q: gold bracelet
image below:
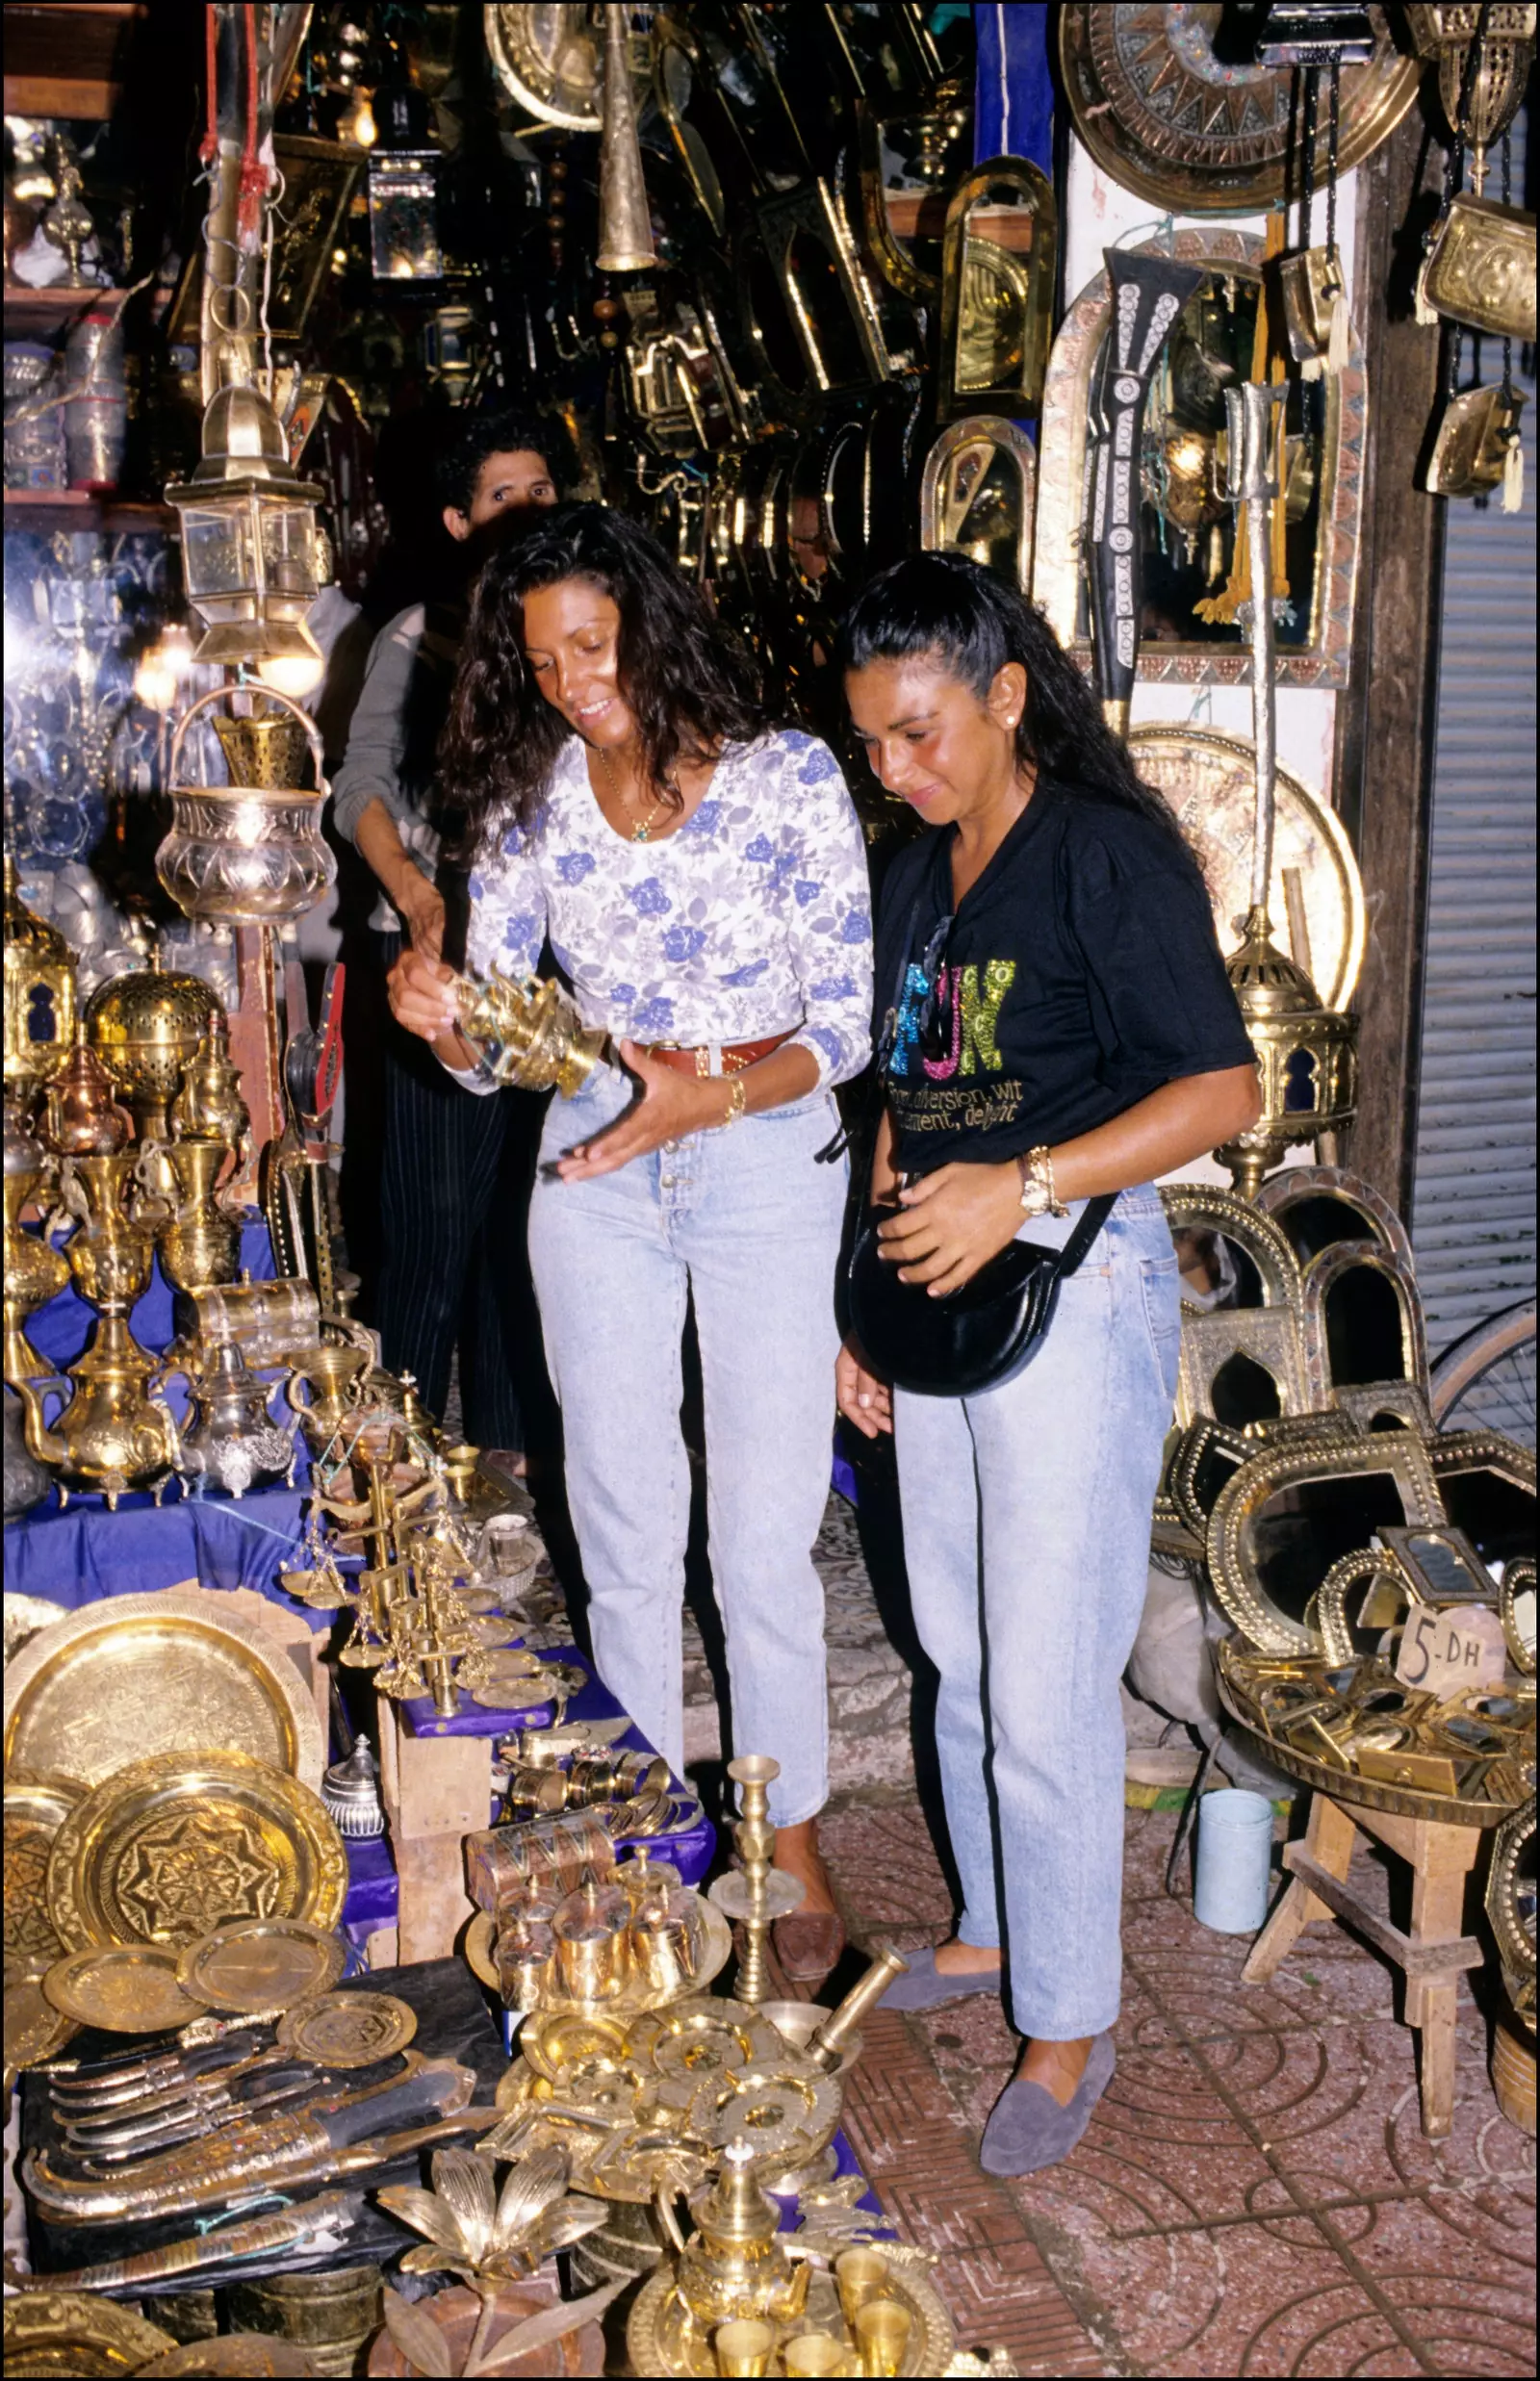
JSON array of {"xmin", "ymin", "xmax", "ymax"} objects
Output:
[
  {"xmin": 1025, "ymin": 1144, "xmax": 1068, "ymax": 1217},
  {"xmin": 720, "ymin": 1077, "xmax": 748, "ymax": 1128}
]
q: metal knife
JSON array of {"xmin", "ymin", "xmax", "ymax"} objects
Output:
[
  {"xmin": 48, "ymin": 2034, "xmax": 267, "ymax": 2108},
  {"xmin": 59, "ymin": 2055, "xmax": 420, "ymax": 2163}
]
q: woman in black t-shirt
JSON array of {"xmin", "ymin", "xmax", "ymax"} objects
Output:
[{"xmin": 836, "ymin": 554, "xmax": 1259, "ymax": 2178}]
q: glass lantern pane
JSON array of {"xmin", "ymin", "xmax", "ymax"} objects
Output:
[
  {"xmin": 259, "ymin": 503, "xmax": 319, "ymax": 600},
  {"xmin": 184, "ymin": 507, "xmax": 256, "ymax": 600}
]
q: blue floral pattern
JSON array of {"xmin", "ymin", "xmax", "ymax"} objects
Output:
[{"xmin": 463, "ymin": 730, "xmax": 873, "ymax": 1088}]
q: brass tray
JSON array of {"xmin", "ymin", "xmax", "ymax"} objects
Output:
[
  {"xmin": 4, "ymin": 1592, "xmax": 325, "ymax": 1793},
  {"xmin": 3, "ymin": 2292, "xmax": 178, "ymax": 2376},
  {"xmin": 464, "ymin": 1894, "xmax": 732, "ymax": 2015},
  {"xmin": 45, "ymin": 1751, "xmax": 349, "ymax": 1953},
  {"xmin": 274, "ymin": 1989, "xmax": 417, "ymax": 2066},
  {"xmin": 42, "ymin": 1944, "xmax": 209, "ymax": 2034},
  {"xmin": 4, "ymin": 1976, "xmax": 79, "ymax": 2072},
  {"xmin": 5, "ymin": 1768, "xmax": 87, "ymax": 1982},
  {"xmin": 176, "ymin": 1915, "xmax": 346, "ymax": 2013},
  {"xmin": 627, "ymin": 2251, "xmax": 956, "ymax": 2378},
  {"xmin": 1217, "ymin": 1676, "xmax": 1521, "ymax": 1828},
  {"xmin": 1128, "ymin": 728, "xmax": 1365, "ymax": 1010}
]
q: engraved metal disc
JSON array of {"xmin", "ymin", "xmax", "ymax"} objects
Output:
[
  {"xmin": 4, "ymin": 2292, "xmax": 178, "ymax": 2376},
  {"xmin": 273, "ymin": 1988, "xmax": 417, "ymax": 2067},
  {"xmin": 4, "ymin": 1976, "xmax": 79, "ymax": 2071},
  {"xmin": 4, "ymin": 1770, "xmax": 87, "ymax": 1982},
  {"xmin": 41, "ymin": 1943, "xmax": 209, "ymax": 2034},
  {"xmin": 484, "ymin": 2, "xmax": 651, "ymax": 132},
  {"xmin": 1060, "ymin": 4, "xmax": 1421, "ymax": 214},
  {"xmin": 175, "ymin": 1916, "xmax": 346, "ymax": 2014}
]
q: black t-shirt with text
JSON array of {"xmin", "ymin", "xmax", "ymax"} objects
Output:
[{"xmin": 874, "ymin": 777, "xmax": 1254, "ymax": 1175}]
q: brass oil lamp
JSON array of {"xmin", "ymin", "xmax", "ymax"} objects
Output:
[{"xmin": 164, "ymin": 386, "xmax": 324, "ymax": 673}]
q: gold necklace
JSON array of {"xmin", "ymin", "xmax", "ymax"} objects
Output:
[{"xmin": 597, "ymin": 744, "xmax": 671, "ymax": 844}]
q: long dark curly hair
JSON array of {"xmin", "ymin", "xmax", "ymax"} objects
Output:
[
  {"xmin": 439, "ymin": 504, "xmax": 766, "ymax": 856},
  {"xmin": 839, "ymin": 551, "xmax": 1195, "ymax": 859}
]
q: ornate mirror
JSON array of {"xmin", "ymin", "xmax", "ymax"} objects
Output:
[
  {"xmin": 920, "ymin": 418, "xmax": 1037, "ymax": 590},
  {"xmin": 737, "ymin": 180, "xmax": 895, "ymax": 416},
  {"xmin": 1036, "ymin": 231, "xmax": 1367, "ymax": 686},
  {"xmin": 939, "ymin": 159, "xmax": 1057, "ymax": 421}
]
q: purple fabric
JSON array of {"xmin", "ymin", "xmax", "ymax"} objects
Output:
[
  {"xmin": 1, "ymin": 1484, "xmax": 325, "ymax": 1625},
  {"xmin": 342, "ymin": 1831, "xmax": 399, "ymax": 1940}
]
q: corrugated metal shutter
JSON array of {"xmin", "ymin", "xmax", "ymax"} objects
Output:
[{"xmin": 1410, "ymin": 108, "xmax": 1536, "ymax": 1379}]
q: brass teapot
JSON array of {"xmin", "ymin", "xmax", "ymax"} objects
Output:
[
  {"xmin": 154, "ymin": 1339, "xmax": 296, "ymax": 1498},
  {"xmin": 659, "ymin": 2144, "xmax": 809, "ymax": 2331},
  {"xmin": 15, "ymin": 1312, "xmax": 178, "ymax": 1509},
  {"xmin": 170, "ymin": 1005, "xmax": 250, "ymax": 1160},
  {"xmin": 4, "ymin": 1116, "xmax": 69, "ymax": 1389},
  {"xmin": 157, "ymin": 1138, "xmax": 240, "ymax": 1293}
]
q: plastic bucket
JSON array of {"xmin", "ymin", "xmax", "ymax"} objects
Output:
[{"xmin": 1194, "ymin": 1788, "xmax": 1274, "ymax": 1933}]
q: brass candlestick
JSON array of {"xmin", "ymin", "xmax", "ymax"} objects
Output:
[{"xmin": 708, "ymin": 1754, "xmax": 805, "ymax": 2007}]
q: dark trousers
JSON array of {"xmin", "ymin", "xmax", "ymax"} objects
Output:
[{"xmin": 373, "ymin": 932, "xmax": 552, "ymax": 1450}]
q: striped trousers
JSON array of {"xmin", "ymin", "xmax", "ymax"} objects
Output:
[{"xmin": 373, "ymin": 933, "xmax": 549, "ymax": 1449}]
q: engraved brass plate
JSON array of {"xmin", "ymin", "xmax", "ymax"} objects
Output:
[
  {"xmin": 4, "ymin": 1976, "xmax": 78, "ymax": 2071},
  {"xmin": 42, "ymin": 1944, "xmax": 209, "ymax": 2034},
  {"xmin": 3, "ymin": 1593, "xmax": 325, "ymax": 1793},
  {"xmin": 1129, "ymin": 729, "xmax": 1366, "ymax": 1009},
  {"xmin": 274, "ymin": 1988, "xmax": 417, "ymax": 2066},
  {"xmin": 3, "ymin": 2291, "xmax": 178, "ymax": 2376},
  {"xmin": 4, "ymin": 1770, "xmax": 86, "ymax": 1982},
  {"xmin": 1059, "ymin": 3, "xmax": 1421, "ymax": 213},
  {"xmin": 45, "ymin": 1751, "xmax": 348, "ymax": 1953},
  {"xmin": 175, "ymin": 1916, "xmax": 346, "ymax": 2014}
]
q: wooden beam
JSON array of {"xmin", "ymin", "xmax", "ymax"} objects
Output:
[
  {"xmin": 2, "ymin": 75, "xmax": 120, "ymax": 116},
  {"xmin": 1333, "ymin": 111, "xmax": 1450, "ymax": 1216}
]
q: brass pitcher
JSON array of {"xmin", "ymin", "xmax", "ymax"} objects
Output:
[
  {"xmin": 39, "ymin": 1021, "xmax": 133, "ymax": 1158},
  {"xmin": 15, "ymin": 1311, "xmax": 178, "ymax": 1509},
  {"xmin": 666, "ymin": 2144, "xmax": 808, "ymax": 2330},
  {"xmin": 170, "ymin": 1005, "xmax": 251, "ymax": 1158},
  {"xmin": 157, "ymin": 1139, "xmax": 240, "ymax": 1294},
  {"xmin": 4, "ymin": 1120, "xmax": 68, "ymax": 1388},
  {"xmin": 154, "ymin": 1339, "xmax": 296, "ymax": 1498},
  {"xmin": 282, "ymin": 1340, "xmax": 372, "ymax": 1455}
]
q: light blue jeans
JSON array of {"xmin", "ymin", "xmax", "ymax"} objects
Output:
[
  {"xmin": 526, "ymin": 1060, "xmax": 848, "ymax": 1827},
  {"xmin": 893, "ymin": 1187, "xmax": 1180, "ymax": 2040}
]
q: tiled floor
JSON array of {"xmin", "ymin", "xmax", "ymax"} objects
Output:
[{"xmin": 814, "ymin": 1798, "xmax": 1536, "ymax": 2378}]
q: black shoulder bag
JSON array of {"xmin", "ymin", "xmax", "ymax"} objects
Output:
[{"xmin": 848, "ymin": 875, "xmax": 1114, "ymax": 1398}]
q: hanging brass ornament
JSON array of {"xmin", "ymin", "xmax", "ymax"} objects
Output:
[
  {"xmin": 3, "ymin": 855, "xmax": 76, "ymax": 1130},
  {"xmin": 1212, "ymin": 384, "xmax": 1358, "ymax": 1199},
  {"xmin": 165, "ymin": 386, "xmax": 325, "ymax": 672},
  {"xmin": 596, "ymin": 6, "xmax": 655, "ymax": 274},
  {"xmin": 1425, "ymin": 379, "xmax": 1528, "ymax": 495},
  {"xmin": 1409, "ymin": 6, "xmax": 1537, "ymax": 194}
]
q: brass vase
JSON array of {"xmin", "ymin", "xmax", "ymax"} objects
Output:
[
  {"xmin": 4, "ymin": 1122, "xmax": 69, "ymax": 1389},
  {"xmin": 15, "ymin": 1311, "xmax": 178, "ymax": 1509},
  {"xmin": 282, "ymin": 1341, "xmax": 372, "ymax": 1455},
  {"xmin": 157, "ymin": 1139, "xmax": 240, "ymax": 1294},
  {"xmin": 39, "ymin": 1021, "xmax": 133, "ymax": 1158}
]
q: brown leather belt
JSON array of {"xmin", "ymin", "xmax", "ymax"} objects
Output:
[{"xmin": 638, "ymin": 1031, "xmax": 792, "ymax": 1078}]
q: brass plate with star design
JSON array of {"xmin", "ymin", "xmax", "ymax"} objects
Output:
[
  {"xmin": 4, "ymin": 1769, "xmax": 87, "ymax": 1982},
  {"xmin": 1059, "ymin": 4, "xmax": 1421, "ymax": 214},
  {"xmin": 273, "ymin": 1988, "xmax": 417, "ymax": 2066},
  {"xmin": 44, "ymin": 1751, "xmax": 347, "ymax": 1955}
]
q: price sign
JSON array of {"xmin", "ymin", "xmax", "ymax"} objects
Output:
[{"xmin": 1395, "ymin": 1602, "xmax": 1508, "ymax": 1700}]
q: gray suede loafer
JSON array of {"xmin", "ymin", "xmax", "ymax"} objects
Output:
[
  {"xmin": 978, "ymin": 2032, "xmax": 1116, "ymax": 2176},
  {"xmin": 878, "ymin": 1944, "xmax": 1002, "ymax": 2012}
]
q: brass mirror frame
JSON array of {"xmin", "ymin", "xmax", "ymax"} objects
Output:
[
  {"xmin": 919, "ymin": 416, "xmax": 1038, "ymax": 591},
  {"xmin": 1303, "ymin": 1243, "xmax": 1430, "ymax": 1398},
  {"xmin": 736, "ymin": 178, "xmax": 896, "ymax": 421},
  {"xmin": 1256, "ymin": 1165, "xmax": 1415, "ymax": 1267},
  {"xmin": 1208, "ymin": 1432, "xmax": 1447, "ymax": 1656},
  {"xmin": 1034, "ymin": 230, "xmax": 1367, "ymax": 688},
  {"xmin": 939, "ymin": 157, "xmax": 1057, "ymax": 422},
  {"xmin": 1160, "ymin": 1184, "xmax": 1318, "ymax": 1421}
]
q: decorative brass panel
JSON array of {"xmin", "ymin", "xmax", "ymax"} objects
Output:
[{"xmin": 938, "ymin": 158, "xmax": 1057, "ymax": 420}]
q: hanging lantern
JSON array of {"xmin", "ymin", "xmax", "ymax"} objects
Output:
[
  {"xmin": 3, "ymin": 854, "xmax": 77, "ymax": 1129},
  {"xmin": 165, "ymin": 386, "xmax": 325, "ymax": 670}
]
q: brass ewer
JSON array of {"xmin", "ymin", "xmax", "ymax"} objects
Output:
[
  {"xmin": 39, "ymin": 1021, "xmax": 133, "ymax": 1158},
  {"xmin": 665, "ymin": 2142, "xmax": 809, "ymax": 2332},
  {"xmin": 451, "ymin": 965, "xmax": 608, "ymax": 1098},
  {"xmin": 170, "ymin": 1005, "xmax": 251, "ymax": 1160},
  {"xmin": 157, "ymin": 1138, "xmax": 241, "ymax": 1294},
  {"xmin": 15, "ymin": 1311, "xmax": 178, "ymax": 1509},
  {"xmin": 1212, "ymin": 384, "xmax": 1358, "ymax": 1199},
  {"xmin": 4, "ymin": 1116, "xmax": 69, "ymax": 1388}
]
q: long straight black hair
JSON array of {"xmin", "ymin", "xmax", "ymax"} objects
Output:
[
  {"xmin": 439, "ymin": 503, "xmax": 765, "ymax": 858},
  {"xmin": 838, "ymin": 550, "xmax": 1195, "ymax": 858}
]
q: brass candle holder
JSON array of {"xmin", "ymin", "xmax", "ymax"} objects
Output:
[{"xmin": 708, "ymin": 1754, "xmax": 805, "ymax": 2007}]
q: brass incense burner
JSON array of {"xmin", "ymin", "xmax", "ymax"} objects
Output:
[
  {"xmin": 86, "ymin": 953, "xmax": 224, "ymax": 1143},
  {"xmin": 451, "ymin": 965, "xmax": 608, "ymax": 1098}
]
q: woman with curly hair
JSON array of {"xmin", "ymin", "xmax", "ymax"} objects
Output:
[{"xmin": 389, "ymin": 504, "xmax": 872, "ymax": 1978}]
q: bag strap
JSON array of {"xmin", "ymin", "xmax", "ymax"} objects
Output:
[{"xmin": 1054, "ymin": 1191, "xmax": 1116, "ymax": 1278}]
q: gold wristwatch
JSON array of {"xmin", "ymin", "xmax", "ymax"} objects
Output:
[{"xmin": 1016, "ymin": 1145, "xmax": 1067, "ymax": 1218}]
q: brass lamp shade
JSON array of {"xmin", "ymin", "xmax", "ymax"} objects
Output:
[{"xmin": 3, "ymin": 855, "xmax": 76, "ymax": 1117}]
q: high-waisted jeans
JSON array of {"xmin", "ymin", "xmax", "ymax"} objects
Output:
[
  {"xmin": 527, "ymin": 1059, "xmax": 848, "ymax": 1827},
  {"xmin": 893, "ymin": 1186, "xmax": 1180, "ymax": 2039}
]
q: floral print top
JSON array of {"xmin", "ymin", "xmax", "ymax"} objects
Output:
[{"xmin": 457, "ymin": 727, "xmax": 874, "ymax": 1088}]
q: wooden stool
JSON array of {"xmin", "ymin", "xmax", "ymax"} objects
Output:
[{"xmin": 1242, "ymin": 1790, "xmax": 1484, "ymax": 2138}]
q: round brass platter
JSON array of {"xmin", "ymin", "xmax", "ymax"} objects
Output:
[
  {"xmin": 175, "ymin": 1916, "xmax": 346, "ymax": 2014},
  {"xmin": 2, "ymin": 1589, "xmax": 68, "ymax": 1662},
  {"xmin": 4, "ymin": 1976, "xmax": 79, "ymax": 2071},
  {"xmin": 1129, "ymin": 728, "xmax": 1365, "ymax": 1010},
  {"xmin": 3, "ymin": 1591, "xmax": 326, "ymax": 1793},
  {"xmin": 1058, "ymin": 4, "xmax": 1421, "ymax": 215},
  {"xmin": 484, "ymin": 1, "xmax": 650, "ymax": 133},
  {"xmin": 141, "ymin": 2341, "xmax": 317, "ymax": 2376},
  {"xmin": 3, "ymin": 2291, "xmax": 177, "ymax": 2376},
  {"xmin": 1216, "ymin": 1675, "xmax": 1521, "ymax": 1827},
  {"xmin": 4, "ymin": 1768, "xmax": 87, "ymax": 1981},
  {"xmin": 41, "ymin": 1945, "xmax": 209, "ymax": 2034},
  {"xmin": 45, "ymin": 1751, "xmax": 348, "ymax": 1953},
  {"xmin": 274, "ymin": 1989, "xmax": 417, "ymax": 2066},
  {"xmin": 464, "ymin": 1894, "xmax": 732, "ymax": 2012}
]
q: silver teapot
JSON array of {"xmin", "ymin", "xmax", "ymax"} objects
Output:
[
  {"xmin": 4, "ymin": 1383, "xmax": 53, "ymax": 1520},
  {"xmin": 154, "ymin": 1340, "xmax": 297, "ymax": 1499}
]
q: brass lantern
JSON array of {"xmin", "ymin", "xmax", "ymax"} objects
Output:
[
  {"xmin": 1214, "ymin": 909, "xmax": 1360, "ymax": 1200},
  {"xmin": 165, "ymin": 386, "xmax": 324, "ymax": 670},
  {"xmin": 3, "ymin": 854, "xmax": 76, "ymax": 1129}
]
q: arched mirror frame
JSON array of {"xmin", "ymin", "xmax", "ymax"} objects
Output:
[
  {"xmin": 919, "ymin": 416, "xmax": 1038, "ymax": 592},
  {"xmin": 1160, "ymin": 1184, "xmax": 1319, "ymax": 1422},
  {"xmin": 1033, "ymin": 228, "xmax": 1366, "ymax": 688},
  {"xmin": 939, "ymin": 157, "xmax": 1057, "ymax": 422}
]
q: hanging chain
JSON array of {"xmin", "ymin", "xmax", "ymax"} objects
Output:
[{"xmin": 1500, "ymin": 131, "xmax": 1515, "ymax": 403}]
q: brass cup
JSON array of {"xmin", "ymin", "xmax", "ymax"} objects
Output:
[
  {"xmin": 834, "ymin": 2250, "xmax": 890, "ymax": 2330},
  {"xmin": 854, "ymin": 2298, "xmax": 911, "ymax": 2377},
  {"xmin": 784, "ymin": 2333, "xmax": 850, "ymax": 2377},
  {"xmin": 714, "ymin": 2317, "xmax": 776, "ymax": 2377}
]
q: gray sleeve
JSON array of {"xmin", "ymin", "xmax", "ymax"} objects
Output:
[{"xmin": 330, "ymin": 609, "xmax": 427, "ymax": 847}]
